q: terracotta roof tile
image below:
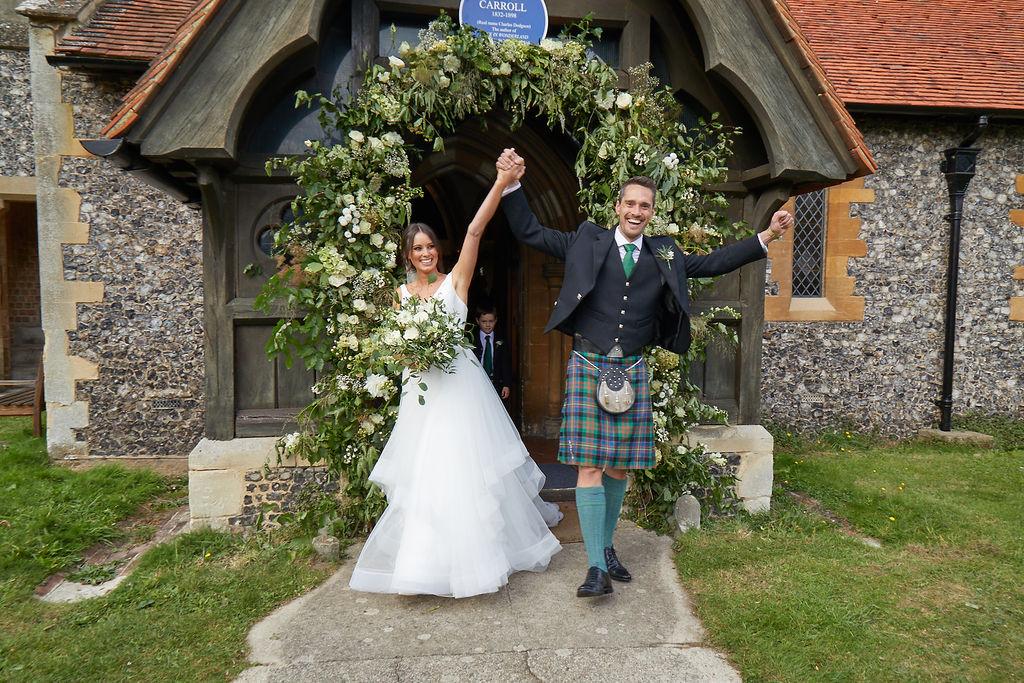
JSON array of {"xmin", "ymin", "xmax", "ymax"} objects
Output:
[
  {"xmin": 785, "ymin": 0, "xmax": 1024, "ymax": 112},
  {"xmin": 102, "ymin": 0, "xmax": 224, "ymax": 138},
  {"xmin": 764, "ymin": 0, "xmax": 878, "ymax": 178},
  {"xmin": 54, "ymin": 0, "xmax": 197, "ymax": 65}
]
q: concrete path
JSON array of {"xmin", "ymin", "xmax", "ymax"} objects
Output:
[{"xmin": 236, "ymin": 523, "xmax": 740, "ymax": 682}]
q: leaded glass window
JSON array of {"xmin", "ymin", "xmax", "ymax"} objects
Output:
[{"xmin": 792, "ymin": 189, "xmax": 826, "ymax": 297}]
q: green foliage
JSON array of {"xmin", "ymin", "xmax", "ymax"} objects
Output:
[
  {"xmin": 954, "ymin": 411, "xmax": 1024, "ymax": 450},
  {"xmin": 259, "ymin": 15, "xmax": 751, "ymax": 535},
  {"xmin": 274, "ymin": 481, "xmax": 347, "ymax": 539}
]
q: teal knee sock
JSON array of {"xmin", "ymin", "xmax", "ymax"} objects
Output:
[
  {"xmin": 602, "ymin": 473, "xmax": 628, "ymax": 549},
  {"xmin": 575, "ymin": 485, "xmax": 607, "ymax": 571}
]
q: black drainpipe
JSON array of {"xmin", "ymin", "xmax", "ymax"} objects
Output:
[{"xmin": 936, "ymin": 115, "xmax": 988, "ymax": 431}]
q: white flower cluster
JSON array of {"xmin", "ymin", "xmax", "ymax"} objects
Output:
[
  {"xmin": 663, "ymin": 152, "xmax": 679, "ymax": 170},
  {"xmin": 316, "ymin": 245, "xmax": 359, "ymax": 290},
  {"xmin": 374, "ymin": 295, "xmax": 471, "ymax": 375},
  {"xmin": 705, "ymin": 451, "xmax": 728, "ymax": 468},
  {"xmin": 281, "ymin": 431, "xmax": 301, "ymax": 453},
  {"xmin": 340, "ymin": 441, "xmax": 360, "ymax": 465},
  {"xmin": 359, "ymin": 412, "xmax": 386, "ymax": 435},
  {"xmin": 633, "ymin": 150, "xmax": 649, "ymax": 166}
]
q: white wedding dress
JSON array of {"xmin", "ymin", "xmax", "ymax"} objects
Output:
[{"xmin": 349, "ymin": 275, "xmax": 562, "ymax": 598}]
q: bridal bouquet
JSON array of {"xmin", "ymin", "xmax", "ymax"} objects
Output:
[{"xmin": 371, "ymin": 295, "xmax": 471, "ymax": 376}]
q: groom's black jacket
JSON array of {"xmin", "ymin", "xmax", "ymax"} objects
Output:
[{"xmin": 501, "ymin": 188, "xmax": 766, "ymax": 356}]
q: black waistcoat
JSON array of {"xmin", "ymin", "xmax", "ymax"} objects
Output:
[{"xmin": 573, "ymin": 242, "xmax": 663, "ymax": 355}]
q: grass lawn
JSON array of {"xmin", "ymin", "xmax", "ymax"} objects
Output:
[
  {"xmin": 0, "ymin": 417, "xmax": 335, "ymax": 681},
  {"xmin": 675, "ymin": 426, "xmax": 1024, "ymax": 682}
]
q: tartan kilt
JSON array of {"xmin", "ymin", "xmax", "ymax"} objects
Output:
[{"xmin": 558, "ymin": 351, "xmax": 655, "ymax": 470}]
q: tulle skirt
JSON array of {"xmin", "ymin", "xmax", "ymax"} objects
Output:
[{"xmin": 349, "ymin": 349, "xmax": 562, "ymax": 598}]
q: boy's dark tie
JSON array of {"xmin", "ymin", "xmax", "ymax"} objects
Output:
[{"xmin": 483, "ymin": 335, "xmax": 493, "ymax": 375}]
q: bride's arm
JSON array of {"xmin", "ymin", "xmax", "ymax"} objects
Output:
[{"xmin": 450, "ymin": 158, "xmax": 524, "ymax": 302}]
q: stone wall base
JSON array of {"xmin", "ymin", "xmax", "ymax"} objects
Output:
[
  {"xmin": 683, "ymin": 424, "xmax": 774, "ymax": 514},
  {"xmin": 188, "ymin": 437, "xmax": 338, "ymax": 532}
]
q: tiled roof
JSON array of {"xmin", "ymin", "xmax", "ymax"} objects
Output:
[
  {"xmin": 101, "ymin": 0, "xmax": 224, "ymax": 137},
  {"xmin": 785, "ymin": 0, "xmax": 1024, "ymax": 112},
  {"xmin": 765, "ymin": 0, "xmax": 877, "ymax": 178},
  {"xmin": 53, "ymin": 0, "xmax": 197, "ymax": 66}
]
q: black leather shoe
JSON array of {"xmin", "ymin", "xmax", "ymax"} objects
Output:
[
  {"xmin": 576, "ymin": 566, "xmax": 613, "ymax": 598},
  {"xmin": 604, "ymin": 546, "xmax": 632, "ymax": 582}
]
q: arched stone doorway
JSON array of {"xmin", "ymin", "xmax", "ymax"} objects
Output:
[{"xmin": 409, "ymin": 116, "xmax": 581, "ymax": 437}]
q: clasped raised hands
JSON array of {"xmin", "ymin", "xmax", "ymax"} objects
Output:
[{"xmin": 495, "ymin": 148, "xmax": 526, "ymax": 186}]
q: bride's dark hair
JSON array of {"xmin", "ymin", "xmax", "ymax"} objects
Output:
[{"xmin": 401, "ymin": 222, "xmax": 445, "ymax": 273}]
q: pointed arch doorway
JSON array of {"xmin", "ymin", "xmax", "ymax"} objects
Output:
[{"xmin": 410, "ymin": 116, "xmax": 581, "ymax": 444}]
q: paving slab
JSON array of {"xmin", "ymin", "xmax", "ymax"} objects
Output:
[{"xmin": 237, "ymin": 522, "xmax": 739, "ymax": 682}]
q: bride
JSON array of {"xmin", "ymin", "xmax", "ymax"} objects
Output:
[{"xmin": 349, "ymin": 155, "xmax": 562, "ymax": 598}]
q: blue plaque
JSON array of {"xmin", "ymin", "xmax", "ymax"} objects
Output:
[{"xmin": 459, "ymin": 0, "xmax": 548, "ymax": 44}]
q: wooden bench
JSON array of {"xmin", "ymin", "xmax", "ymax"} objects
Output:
[{"xmin": 0, "ymin": 359, "xmax": 44, "ymax": 436}]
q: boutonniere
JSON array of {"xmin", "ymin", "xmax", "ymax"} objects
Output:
[
  {"xmin": 656, "ymin": 245, "xmax": 675, "ymax": 270},
  {"xmin": 495, "ymin": 340, "xmax": 504, "ymax": 347}
]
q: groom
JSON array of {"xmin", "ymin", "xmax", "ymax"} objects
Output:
[{"xmin": 496, "ymin": 149, "xmax": 792, "ymax": 597}]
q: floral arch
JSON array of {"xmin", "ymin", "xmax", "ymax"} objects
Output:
[{"xmin": 260, "ymin": 15, "xmax": 747, "ymax": 535}]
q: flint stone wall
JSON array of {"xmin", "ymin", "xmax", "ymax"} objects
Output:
[
  {"xmin": 61, "ymin": 71, "xmax": 204, "ymax": 457},
  {"xmin": 0, "ymin": 46, "xmax": 34, "ymax": 176},
  {"xmin": 762, "ymin": 117, "xmax": 1024, "ymax": 436},
  {"xmin": 232, "ymin": 466, "xmax": 339, "ymax": 530}
]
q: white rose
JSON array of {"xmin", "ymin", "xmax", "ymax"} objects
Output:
[
  {"xmin": 353, "ymin": 299, "xmax": 367, "ymax": 311},
  {"xmin": 616, "ymin": 92, "xmax": 632, "ymax": 109},
  {"xmin": 439, "ymin": 75, "xmax": 450, "ymax": 88},
  {"xmin": 398, "ymin": 41, "xmax": 411, "ymax": 56},
  {"xmin": 389, "ymin": 55, "xmax": 405, "ymax": 69},
  {"xmin": 383, "ymin": 131, "xmax": 403, "ymax": 146},
  {"xmin": 403, "ymin": 327, "xmax": 420, "ymax": 340},
  {"xmin": 384, "ymin": 330, "xmax": 402, "ymax": 346},
  {"xmin": 413, "ymin": 310, "xmax": 429, "ymax": 324},
  {"xmin": 365, "ymin": 373, "xmax": 391, "ymax": 398},
  {"xmin": 348, "ymin": 315, "xmax": 359, "ymax": 325},
  {"xmin": 385, "ymin": 241, "xmax": 397, "ymax": 252},
  {"xmin": 328, "ymin": 274, "xmax": 346, "ymax": 288},
  {"xmin": 396, "ymin": 310, "xmax": 414, "ymax": 325},
  {"xmin": 338, "ymin": 214, "xmax": 351, "ymax": 227},
  {"xmin": 348, "ymin": 130, "xmax": 365, "ymax": 143},
  {"xmin": 370, "ymin": 233, "xmax": 384, "ymax": 247},
  {"xmin": 368, "ymin": 136, "xmax": 384, "ymax": 152}
]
